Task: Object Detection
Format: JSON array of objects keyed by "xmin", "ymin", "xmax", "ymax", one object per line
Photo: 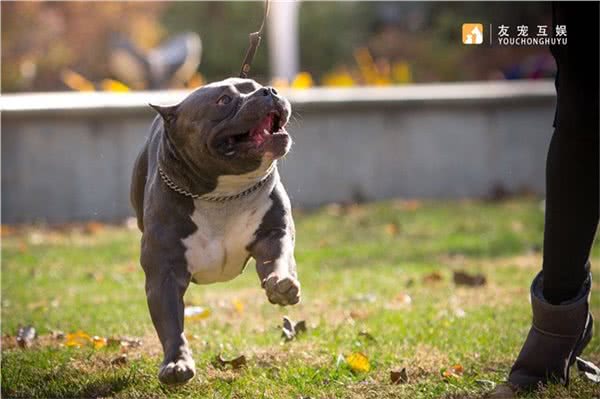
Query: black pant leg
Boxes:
[{"xmin": 542, "ymin": 2, "xmax": 599, "ymax": 304}]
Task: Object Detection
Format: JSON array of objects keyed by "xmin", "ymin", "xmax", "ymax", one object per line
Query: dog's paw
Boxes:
[
  {"xmin": 158, "ymin": 353, "xmax": 196, "ymax": 385},
  {"xmin": 263, "ymin": 273, "xmax": 301, "ymax": 306}
]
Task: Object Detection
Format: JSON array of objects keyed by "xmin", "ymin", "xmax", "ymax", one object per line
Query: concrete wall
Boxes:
[{"xmin": 1, "ymin": 80, "xmax": 556, "ymax": 223}]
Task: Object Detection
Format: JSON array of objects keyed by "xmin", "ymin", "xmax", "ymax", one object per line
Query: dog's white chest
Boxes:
[{"xmin": 182, "ymin": 187, "xmax": 273, "ymax": 284}]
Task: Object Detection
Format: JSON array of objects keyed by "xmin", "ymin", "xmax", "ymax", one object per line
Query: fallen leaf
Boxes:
[
  {"xmin": 348, "ymin": 310, "xmax": 370, "ymax": 320},
  {"xmin": 92, "ymin": 336, "xmax": 107, "ymax": 349},
  {"xmin": 453, "ymin": 270, "xmax": 486, "ymax": 287},
  {"xmin": 232, "ymin": 298, "xmax": 244, "ymax": 315},
  {"xmin": 390, "ymin": 368, "xmax": 408, "ymax": 384},
  {"xmin": 111, "ymin": 354, "xmax": 128, "ymax": 366},
  {"xmin": 83, "ymin": 221, "xmax": 105, "ymax": 235},
  {"xmin": 423, "ymin": 272, "xmax": 443, "ymax": 284},
  {"xmin": 576, "ymin": 357, "xmax": 600, "ymax": 383},
  {"xmin": 346, "ymin": 352, "xmax": 370, "ymax": 373},
  {"xmin": 65, "ymin": 331, "xmax": 92, "ymax": 348},
  {"xmin": 384, "ymin": 223, "xmax": 400, "ymax": 236},
  {"xmin": 16, "ymin": 326, "xmax": 36, "ymax": 348},
  {"xmin": 393, "ymin": 293, "xmax": 412, "ymax": 307},
  {"xmin": 184, "ymin": 306, "xmax": 211, "ymax": 321},
  {"xmin": 358, "ymin": 330, "xmax": 377, "ymax": 343},
  {"xmin": 281, "ymin": 316, "xmax": 307, "ymax": 341},
  {"xmin": 213, "ymin": 354, "xmax": 247, "ymax": 370},
  {"xmin": 442, "ymin": 363, "xmax": 464, "ymax": 379},
  {"xmin": 107, "ymin": 336, "xmax": 142, "ymax": 350}
]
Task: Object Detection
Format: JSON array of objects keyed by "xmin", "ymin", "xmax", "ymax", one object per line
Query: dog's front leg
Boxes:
[
  {"xmin": 144, "ymin": 265, "xmax": 195, "ymax": 385},
  {"xmin": 251, "ymin": 229, "xmax": 300, "ymax": 306}
]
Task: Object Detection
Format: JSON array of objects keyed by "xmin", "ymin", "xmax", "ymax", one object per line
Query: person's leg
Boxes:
[
  {"xmin": 506, "ymin": 2, "xmax": 599, "ymax": 391},
  {"xmin": 541, "ymin": 2, "xmax": 599, "ymax": 305}
]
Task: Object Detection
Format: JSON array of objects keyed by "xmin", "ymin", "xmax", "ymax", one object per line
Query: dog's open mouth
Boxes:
[{"xmin": 223, "ymin": 111, "xmax": 287, "ymax": 155}]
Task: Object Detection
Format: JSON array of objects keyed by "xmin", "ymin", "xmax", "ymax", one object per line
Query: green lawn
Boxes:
[{"xmin": 2, "ymin": 199, "xmax": 599, "ymax": 398}]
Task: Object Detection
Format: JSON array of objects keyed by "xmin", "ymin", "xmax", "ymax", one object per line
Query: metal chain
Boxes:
[{"xmin": 158, "ymin": 167, "xmax": 273, "ymax": 202}]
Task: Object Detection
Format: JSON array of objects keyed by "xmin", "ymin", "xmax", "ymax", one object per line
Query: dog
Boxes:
[{"xmin": 130, "ymin": 78, "xmax": 300, "ymax": 384}]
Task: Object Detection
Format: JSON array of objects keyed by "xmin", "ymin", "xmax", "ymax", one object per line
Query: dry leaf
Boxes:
[
  {"xmin": 92, "ymin": 336, "xmax": 107, "ymax": 349},
  {"xmin": 281, "ymin": 316, "xmax": 307, "ymax": 341},
  {"xmin": 232, "ymin": 298, "xmax": 245, "ymax": 315},
  {"xmin": 83, "ymin": 221, "xmax": 105, "ymax": 235},
  {"xmin": 65, "ymin": 331, "xmax": 92, "ymax": 348},
  {"xmin": 423, "ymin": 272, "xmax": 443, "ymax": 284},
  {"xmin": 442, "ymin": 363, "xmax": 464, "ymax": 379},
  {"xmin": 453, "ymin": 270, "xmax": 486, "ymax": 287},
  {"xmin": 184, "ymin": 306, "xmax": 211, "ymax": 321},
  {"xmin": 395, "ymin": 293, "xmax": 413, "ymax": 306},
  {"xmin": 390, "ymin": 368, "xmax": 408, "ymax": 384},
  {"xmin": 384, "ymin": 223, "xmax": 400, "ymax": 236},
  {"xmin": 111, "ymin": 354, "xmax": 128, "ymax": 366},
  {"xmin": 16, "ymin": 325, "xmax": 36, "ymax": 348},
  {"xmin": 346, "ymin": 352, "xmax": 370, "ymax": 373},
  {"xmin": 576, "ymin": 357, "xmax": 600, "ymax": 383},
  {"xmin": 213, "ymin": 354, "xmax": 247, "ymax": 370},
  {"xmin": 349, "ymin": 310, "xmax": 370, "ymax": 321},
  {"xmin": 107, "ymin": 336, "xmax": 142, "ymax": 350}
]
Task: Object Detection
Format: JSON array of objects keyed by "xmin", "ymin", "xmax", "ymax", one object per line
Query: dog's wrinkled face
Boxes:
[{"xmin": 151, "ymin": 78, "xmax": 291, "ymax": 176}]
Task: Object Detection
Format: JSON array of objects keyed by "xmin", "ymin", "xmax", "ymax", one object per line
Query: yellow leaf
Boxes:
[
  {"xmin": 322, "ymin": 68, "xmax": 356, "ymax": 87},
  {"xmin": 232, "ymin": 298, "xmax": 244, "ymax": 314},
  {"xmin": 61, "ymin": 69, "xmax": 95, "ymax": 92},
  {"xmin": 65, "ymin": 331, "xmax": 92, "ymax": 348},
  {"xmin": 291, "ymin": 72, "xmax": 314, "ymax": 89},
  {"xmin": 184, "ymin": 306, "xmax": 211, "ymax": 321},
  {"xmin": 100, "ymin": 79, "xmax": 130, "ymax": 92},
  {"xmin": 92, "ymin": 336, "xmax": 107, "ymax": 349},
  {"xmin": 392, "ymin": 61, "xmax": 413, "ymax": 84},
  {"xmin": 346, "ymin": 352, "xmax": 370, "ymax": 373},
  {"xmin": 442, "ymin": 363, "xmax": 464, "ymax": 379}
]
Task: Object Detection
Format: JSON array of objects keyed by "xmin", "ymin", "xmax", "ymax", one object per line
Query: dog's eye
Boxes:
[{"xmin": 216, "ymin": 95, "xmax": 232, "ymax": 105}]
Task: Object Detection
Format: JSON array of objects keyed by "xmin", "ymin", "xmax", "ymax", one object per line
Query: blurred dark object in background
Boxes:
[{"xmin": 109, "ymin": 33, "xmax": 201, "ymax": 89}]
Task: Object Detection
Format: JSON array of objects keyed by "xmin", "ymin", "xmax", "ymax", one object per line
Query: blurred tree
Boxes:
[{"xmin": 1, "ymin": 2, "xmax": 165, "ymax": 92}]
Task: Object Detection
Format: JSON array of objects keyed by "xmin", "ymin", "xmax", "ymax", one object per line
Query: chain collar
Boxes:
[{"xmin": 158, "ymin": 166, "xmax": 274, "ymax": 202}]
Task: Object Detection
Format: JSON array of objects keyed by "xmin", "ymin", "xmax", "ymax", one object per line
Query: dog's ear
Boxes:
[{"xmin": 149, "ymin": 103, "xmax": 178, "ymax": 124}]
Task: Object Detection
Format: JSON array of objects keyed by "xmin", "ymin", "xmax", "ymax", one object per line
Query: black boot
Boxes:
[{"xmin": 508, "ymin": 267, "xmax": 593, "ymax": 389}]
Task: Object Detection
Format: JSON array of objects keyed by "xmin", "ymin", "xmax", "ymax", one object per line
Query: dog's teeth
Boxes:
[
  {"xmin": 264, "ymin": 129, "xmax": 270, "ymax": 135},
  {"xmin": 225, "ymin": 150, "xmax": 235, "ymax": 156}
]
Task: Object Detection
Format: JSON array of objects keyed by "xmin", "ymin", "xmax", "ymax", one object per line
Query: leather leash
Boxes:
[{"xmin": 239, "ymin": 0, "xmax": 270, "ymax": 78}]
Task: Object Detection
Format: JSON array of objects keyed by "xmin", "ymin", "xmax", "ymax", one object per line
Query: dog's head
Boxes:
[{"xmin": 151, "ymin": 78, "xmax": 291, "ymax": 177}]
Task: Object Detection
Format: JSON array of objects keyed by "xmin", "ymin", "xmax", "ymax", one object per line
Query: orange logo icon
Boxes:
[{"xmin": 462, "ymin": 23, "xmax": 484, "ymax": 44}]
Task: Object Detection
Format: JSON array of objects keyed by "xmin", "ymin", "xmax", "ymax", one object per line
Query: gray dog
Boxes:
[{"xmin": 130, "ymin": 78, "xmax": 300, "ymax": 385}]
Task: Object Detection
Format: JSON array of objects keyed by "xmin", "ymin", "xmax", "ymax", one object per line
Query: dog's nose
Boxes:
[{"xmin": 260, "ymin": 87, "xmax": 278, "ymax": 97}]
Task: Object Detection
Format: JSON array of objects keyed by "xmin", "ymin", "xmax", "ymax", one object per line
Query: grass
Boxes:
[{"xmin": 2, "ymin": 198, "xmax": 599, "ymax": 399}]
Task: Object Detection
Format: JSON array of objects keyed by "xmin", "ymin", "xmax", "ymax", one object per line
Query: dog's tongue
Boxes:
[{"xmin": 250, "ymin": 113, "xmax": 274, "ymax": 143}]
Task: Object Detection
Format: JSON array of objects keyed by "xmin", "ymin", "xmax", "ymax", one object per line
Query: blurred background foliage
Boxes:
[{"xmin": 1, "ymin": 1, "xmax": 554, "ymax": 93}]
